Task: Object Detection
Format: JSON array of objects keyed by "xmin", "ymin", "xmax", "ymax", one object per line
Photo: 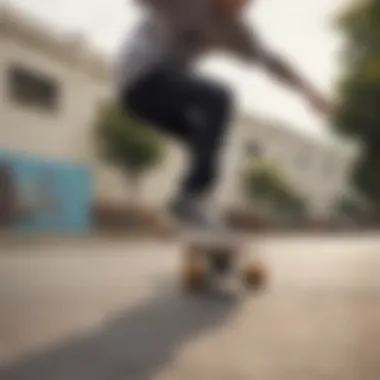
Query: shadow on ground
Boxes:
[{"xmin": 0, "ymin": 288, "xmax": 239, "ymax": 380}]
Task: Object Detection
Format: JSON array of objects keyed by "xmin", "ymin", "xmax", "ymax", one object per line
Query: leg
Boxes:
[
  {"xmin": 177, "ymin": 74, "xmax": 233, "ymax": 197},
  {"xmin": 122, "ymin": 66, "xmax": 193, "ymax": 143},
  {"xmin": 122, "ymin": 66, "xmax": 233, "ymax": 227}
]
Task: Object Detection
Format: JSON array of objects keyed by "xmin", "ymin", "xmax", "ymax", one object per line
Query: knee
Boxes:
[{"xmin": 190, "ymin": 81, "xmax": 233, "ymax": 130}]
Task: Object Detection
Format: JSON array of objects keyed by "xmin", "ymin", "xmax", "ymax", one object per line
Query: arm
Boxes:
[
  {"xmin": 135, "ymin": 0, "xmax": 205, "ymax": 34},
  {"xmin": 220, "ymin": 20, "xmax": 331, "ymax": 116},
  {"xmin": 258, "ymin": 51, "xmax": 312, "ymax": 93},
  {"xmin": 135, "ymin": 0, "xmax": 181, "ymax": 20},
  {"xmin": 259, "ymin": 51, "xmax": 331, "ymax": 116},
  {"xmin": 136, "ymin": 0, "xmax": 169, "ymax": 11},
  {"xmin": 136, "ymin": 0, "xmax": 196, "ymax": 19}
]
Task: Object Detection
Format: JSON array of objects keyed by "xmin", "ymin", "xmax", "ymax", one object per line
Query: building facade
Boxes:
[
  {"xmin": 0, "ymin": 6, "xmax": 359, "ymax": 225},
  {"xmin": 221, "ymin": 114, "xmax": 360, "ymax": 218}
]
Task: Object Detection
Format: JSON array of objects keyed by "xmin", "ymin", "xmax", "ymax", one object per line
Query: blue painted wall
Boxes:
[{"xmin": 0, "ymin": 150, "xmax": 92, "ymax": 233}]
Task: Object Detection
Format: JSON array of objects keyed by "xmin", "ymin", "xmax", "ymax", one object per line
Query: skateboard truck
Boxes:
[{"xmin": 180, "ymin": 235, "xmax": 267, "ymax": 292}]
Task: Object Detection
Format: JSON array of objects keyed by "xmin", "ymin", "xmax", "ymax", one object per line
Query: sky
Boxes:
[{"xmin": 5, "ymin": 0, "xmax": 349, "ymax": 138}]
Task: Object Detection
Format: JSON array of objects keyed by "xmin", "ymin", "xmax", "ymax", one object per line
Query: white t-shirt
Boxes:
[{"xmin": 114, "ymin": 0, "xmax": 263, "ymax": 92}]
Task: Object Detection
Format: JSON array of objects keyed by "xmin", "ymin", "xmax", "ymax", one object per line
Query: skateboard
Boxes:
[{"xmin": 180, "ymin": 230, "xmax": 266, "ymax": 292}]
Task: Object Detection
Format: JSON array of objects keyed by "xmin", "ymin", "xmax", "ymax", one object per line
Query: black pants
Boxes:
[{"xmin": 122, "ymin": 65, "xmax": 233, "ymax": 197}]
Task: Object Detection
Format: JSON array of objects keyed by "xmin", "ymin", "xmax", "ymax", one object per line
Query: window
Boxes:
[{"xmin": 7, "ymin": 65, "xmax": 60, "ymax": 112}]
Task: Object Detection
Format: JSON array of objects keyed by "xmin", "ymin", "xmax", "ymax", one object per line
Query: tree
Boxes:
[
  {"xmin": 276, "ymin": 190, "xmax": 307, "ymax": 219},
  {"xmin": 334, "ymin": 0, "xmax": 380, "ymax": 218},
  {"xmin": 95, "ymin": 102, "xmax": 166, "ymax": 206},
  {"xmin": 243, "ymin": 158, "xmax": 307, "ymax": 221},
  {"xmin": 334, "ymin": 191, "xmax": 368, "ymax": 222},
  {"xmin": 244, "ymin": 159, "xmax": 285, "ymax": 200}
]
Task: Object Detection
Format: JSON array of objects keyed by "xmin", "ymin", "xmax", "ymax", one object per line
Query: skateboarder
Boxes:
[{"xmin": 115, "ymin": 0, "xmax": 330, "ymax": 231}]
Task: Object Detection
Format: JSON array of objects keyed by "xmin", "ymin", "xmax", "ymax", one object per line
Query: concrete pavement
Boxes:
[{"xmin": 1, "ymin": 234, "xmax": 380, "ymax": 379}]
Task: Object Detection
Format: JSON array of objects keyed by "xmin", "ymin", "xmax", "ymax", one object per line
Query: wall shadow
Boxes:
[{"xmin": 0, "ymin": 288, "xmax": 240, "ymax": 380}]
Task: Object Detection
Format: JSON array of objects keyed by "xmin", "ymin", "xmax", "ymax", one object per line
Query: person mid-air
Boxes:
[{"xmin": 114, "ymin": 0, "xmax": 330, "ymax": 231}]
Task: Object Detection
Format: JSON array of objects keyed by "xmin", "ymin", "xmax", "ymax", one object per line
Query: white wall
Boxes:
[
  {"xmin": 0, "ymin": 30, "xmax": 129, "ymax": 205},
  {"xmin": 234, "ymin": 116, "xmax": 359, "ymax": 218},
  {"xmin": 0, "ymin": 23, "xmax": 185, "ymax": 208},
  {"xmin": 0, "ymin": 8, "xmax": 360, "ymax": 219},
  {"xmin": 0, "ymin": 38, "xmax": 108, "ymax": 161}
]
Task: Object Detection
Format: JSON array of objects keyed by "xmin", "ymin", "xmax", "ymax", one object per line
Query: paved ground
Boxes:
[{"xmin": 0, "ymin": 233, "xmax": 380, "ymax": 380}]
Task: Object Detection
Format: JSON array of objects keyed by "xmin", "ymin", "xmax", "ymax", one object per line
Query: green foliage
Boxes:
[
  {"xmin": 334, "ymin": 0, "xmax": 380, "ymax": 202},
  {"xmin": 335, "ymin": 192, "xmax": 367, "ymax": 220},
  {"xmin": 244, "ymin": 159, "xmax": 287, "ymax": 198},
  {"xmin": 336, "ymin": 0, "xmax": 380, "ymax": 45},
  {"xmin": 95, "ymin": 102, "xmax": 166, "ymax": 178},
  {"xmin": 243, "ymin": 158, "xmax": 306, "ymax": 217},
  {"xmin": 277, "ymin": 190, "xmax": 307, "ymax": 217}
]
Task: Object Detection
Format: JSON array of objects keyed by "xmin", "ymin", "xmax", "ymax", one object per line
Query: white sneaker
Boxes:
[{"xmin": 169, "ymin": 195, "xmax": 226, "ymax": 233}]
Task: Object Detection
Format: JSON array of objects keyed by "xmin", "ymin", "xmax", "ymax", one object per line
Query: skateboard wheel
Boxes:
[
  {"xmin": 182, "ymin": 265, "xmax": 206, "ymax": 291},
  {"xmin": 182, "ymin": 247, "xmax": 206, "ymax": 291},
  {"xmin": 243, "ymin": 263, "xmax": 266, "ymax": 289}
]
